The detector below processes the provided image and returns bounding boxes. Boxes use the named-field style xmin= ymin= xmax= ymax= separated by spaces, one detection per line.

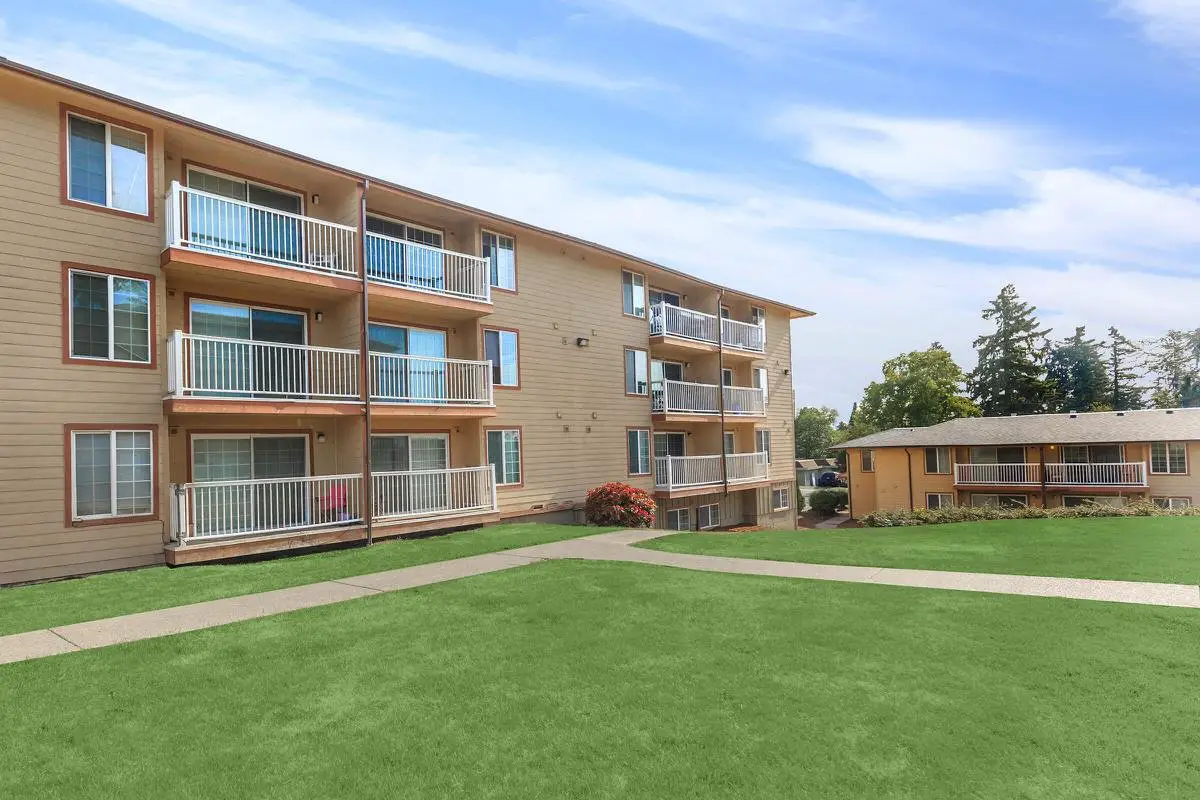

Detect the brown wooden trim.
xmin=372 ymin=405 xmax=496 ymax=419
xmin=184 ymin=428 xmax=315 ymax=483
xmin=161 ymin=248 xmax=362 ymax=292
xmin=480 ymin=325 xmax=521 ymax=390
xmin=621 ymin=268 xmax=647 ymax=320
xmin=182 ymin=159 xmax=307 ymax=214
xmin=61 ymin=262 xmax=159 ymax=370
xmin=481 ymin=227 xmax=518 ymax=294
xmin=623 ymin=346 xmax=649 ymax=398
xmin=483 ymin=425 xmax=524 ymax=489
xmin=59 ymin=103 xmax=156 ymax=223
xmin=625 ymin=426 xmax=652 ymax=477
xmin=163 ymin=399 xmax=361 ymax=415
xmin=63 ymin=423 xmax=161 ymax=528
xmin=368 ymin=428 xmax=454 ymax=469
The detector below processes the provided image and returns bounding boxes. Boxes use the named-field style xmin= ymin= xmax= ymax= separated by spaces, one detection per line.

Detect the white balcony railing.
xmin=373 ymin=466 xmax=497 ymax=522
xmin=650 ymin=302 xmax=718 ymax=344
xmin=651 ymin=380 xmax=765 ymax=416
xmin=365 ymin=232 xmax=491 ymax=303
xmin=166 ymin=331 xmax=359 ymax=401
xmin=722 ymin=317 xmax=766 ymax=353
xmin=165 ymin=181 xmax=357 ymax=277
xmin=954 ymin=462 xmax=1148 ymax=487
xmin=654 ymin=451 xmax=770 ymax=491
xmin=171 ymin=466 xmax=498 ymax=544
xmin=369 ymin=352 xmax=494 ymax=406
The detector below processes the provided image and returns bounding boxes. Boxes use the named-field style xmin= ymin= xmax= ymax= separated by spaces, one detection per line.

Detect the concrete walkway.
xmin=3 ymin=529 xmax=1199 ymax=666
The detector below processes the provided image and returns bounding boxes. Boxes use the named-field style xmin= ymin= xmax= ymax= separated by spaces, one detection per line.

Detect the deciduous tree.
xmin=858 ymin=344 xmax=981 ymax=430
xmin=793 ymin=406 xmax=839 ymax=459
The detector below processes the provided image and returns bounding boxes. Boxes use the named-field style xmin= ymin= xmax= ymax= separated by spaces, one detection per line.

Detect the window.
xmin=969 ymin=446 xmax=1027 ymax=465
xmin=371 ymin=434 xmax=448 ymax=472
xmin=720 ymin=306 xmax=731 ymax=320
xmin=724 ymin=431 xmax=736 ymax=455
xmin=753 ymin=367 xmax=769 ymax=404
xmin=486 ymin=429 xmax=522 ymax=486
xmin=654 ymin=432 xmax=685 ymax=458
xmin=65 ymin=111 xmax=150 ymax=216
xmin=667 ymin=508 xmax=691 ymax=531
xmin=756 ymin=429 xmax=772 ymax=462
xmin=927 ymin=493 xmax=954 ymax=510
xmin=70 ymin=428 xmax=154 ymax=521
xmin=625 ymin=348 xmax=649 ymax=395
xmin=1064 ymin=495 xmax=1125 ymax=508
xmin=622 ymin=270 xmax=646 ymax=317
xmin=721 ymin=368 xmax=734 ymax=387
xmin=698 ymin=504 xmax=720 ymax=530
xmin=67 ymin=267 xmax=152 ymax=365
xmin=627 ymin=429 xmax=651 ymax=475
xmin=648 ymin=289 xmax=681 ymax=308
xmin=751 ymin=306 xmax=766 ymax=326
xmin=1062 ymin=444 xmax=1124 ymax=463
xmin=366 ymin=215 xmax=443 ymax=248
xmin=924 ymin=447 xmax=951 ymax=474
xmin=482 ymin=230 xmax=516 ymax=291
xmin=860 ymin=449 xmax=875 ymax=472
xmin=1154 ymin=497 xmax=1191 ymax=510
xmin=970 ymin=494 xmax=1027 ymax=509
xmin=771 ymin=486 xmax=791 ymax=511
xmin=483 ymin=328 xmax=519 ymax=387
xmin=1150 ymin=442 xmax=1188 ymax=474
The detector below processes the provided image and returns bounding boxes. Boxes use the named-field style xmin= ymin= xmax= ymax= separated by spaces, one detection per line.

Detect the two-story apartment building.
xmin=0 ymin=60 xmax=810 ymax=584
xmin=837 ymin=408 xmax=1200 ymax=518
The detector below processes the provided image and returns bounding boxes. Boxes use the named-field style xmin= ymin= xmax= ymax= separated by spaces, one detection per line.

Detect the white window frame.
xmin=71 ymin=429 xmax=154 ymax=521
xmin=1150 ymin=442 xmax=1188 ymax=475
xmin=724 ymin=431 xmax=736 ymax=455
xmin=756 ymin=429 xmax=772 ymax=463
xmin=483 ymin=328 xmax=519 ymax=387
xmin=924 ymin=447 xmax=951 ymax=475
xmin=753 ymin=367 xmax=769 ymax=404
xmin=970 ymin=493 xmax=1028 ymax=509
xmin=627 ymin=428 xmax=651 ymax=476
xmin=771 ymin=486 xmax=790 ymax=511
xmin=1153 ymin=497 xmax=1191 ymax=510
xmin=186 ymin=166 xmax=305 ymax=212
xmin=622 ymin=270 xmax=646 ymax=318
xmin=482 ymin=229 xmax=516 ymax=291
xmin=926 ymin=492 xmax=954 ymax=510
xmin=667 ymin=508 xmax=691 ymax=531
xmin=370 ymin=432 xmax=450 ymax=472
xmin=68 ymin=268 xmax=152 ymax=363
xmin=750 ymin=306 xmax=766 ymax=326
xmin=697 ymin=503 xmax=720 ymax=530
xmin=365 ymin=212 xmax=444 ymax=248
xmin=66 ymin=112 xmax=150 ymax=216
xmin=191 ymin=298 xmax=309 ymax=344
xmin=654 ymin=431 xmax=686 ymax=458
xmin=486 ymin=429 xmax=522 ymax=486
xmin=625 ymin=348 xmax=649 ymax=396
xmin=721 ymin=368 xmax=734 ymax=387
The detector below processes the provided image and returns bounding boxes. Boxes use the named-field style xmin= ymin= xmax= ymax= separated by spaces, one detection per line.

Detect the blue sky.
xmin=3 ymin=0 xmax=1200 ymax=415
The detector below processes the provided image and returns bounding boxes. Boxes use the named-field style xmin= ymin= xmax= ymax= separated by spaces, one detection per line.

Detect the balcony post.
xmin=716 ymin=290 xmax=729 ymax=495
xmin=168 ymin=330 xmax=184 ymax=398
xmin=1038 ymin=446 xmax=1047 ymax=508
xmin=357 ymin=179 xmax=374 ymax=545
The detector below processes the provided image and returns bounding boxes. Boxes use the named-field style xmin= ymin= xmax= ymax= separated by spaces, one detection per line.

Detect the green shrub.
xmin=861 ymin=501 xmax=1200 ymax=527
xmin=795 ymin=492 xmax=806 ymax=513
xmin=809 ymin=488 xmax=848 ymax=515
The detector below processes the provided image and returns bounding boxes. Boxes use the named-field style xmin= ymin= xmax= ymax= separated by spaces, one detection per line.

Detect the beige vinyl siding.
xmin=0 ymin=81 xmax=168 ymax=584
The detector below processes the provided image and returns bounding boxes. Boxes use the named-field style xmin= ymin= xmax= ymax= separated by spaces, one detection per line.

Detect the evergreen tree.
xmin=1046 ymin=327 xmax=1111 ymax=412
xmin=967 ymin=285 xmax=1055 ymax=416
xmin=1145 ymin=329 xmax=1200 ymax=408
xmin=1105 ymin=327 xmax=1146 ymax=411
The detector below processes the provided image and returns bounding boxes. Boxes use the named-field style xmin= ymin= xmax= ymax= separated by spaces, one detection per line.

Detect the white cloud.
xmin=567 ymin=0 xmax=867 ymax=52
xmin=106 ymin=0 xmax=656 ymax=92
xmin=770 ymin=106 xmax=1054 ymax=196
xmin=1111 ymin=0 xmax=1200 ymax=50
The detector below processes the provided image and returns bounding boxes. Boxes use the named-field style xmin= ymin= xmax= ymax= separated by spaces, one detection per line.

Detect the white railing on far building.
xmin=368 ymin=352 xmax=494 ymax=406
xmin=365 ymin=232 xmax=492 ymax=303
xmin=654 ymin=452 xmax=770 ymax=491
xmin=651 ymin=380 xmax=765 ymax=416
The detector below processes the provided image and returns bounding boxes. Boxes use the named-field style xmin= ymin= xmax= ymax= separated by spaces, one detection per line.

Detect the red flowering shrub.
xmin=585 ymin=482 xmax=657 ymax=528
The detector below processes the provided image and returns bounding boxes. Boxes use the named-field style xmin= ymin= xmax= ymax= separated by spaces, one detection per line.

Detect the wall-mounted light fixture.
xmin=314 ymin=311 xmax=323 ymax=322
xmin=311 ymin=193 xmax=321 ymax=205
xmin=317 ymin=432 xmax=326 ymax=443
xmin=782 ymin=368 xmax=790 ymax=376
xmin=576 ymin=337 xmax=590 ymax=347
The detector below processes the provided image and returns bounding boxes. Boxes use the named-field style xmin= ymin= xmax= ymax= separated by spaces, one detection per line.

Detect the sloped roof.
xmin=835 ymin=408 xmax=1200 ymax=449
xmin=795 ymin=458 xmax=839 ymax=470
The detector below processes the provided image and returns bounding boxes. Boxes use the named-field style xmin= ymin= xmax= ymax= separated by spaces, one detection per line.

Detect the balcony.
xmin=165 ymin=332 xmax=495 ymax=415
xmin=654 ymin=451 xmax=770 ymax=496
xmin=365 ymin=232 xmax=492 ymax=315
xmin=648 ymin=302 xmax=765 ymax=358
xmin=651 ymin=380 xmax=765 ymax=420
xmin=169 ymin=466 xmax=497 ymax=548
xmin=163 ymin=182 xmax=359 ymax=289
xmin=954 ymin=462 xmax=1148 ymax=487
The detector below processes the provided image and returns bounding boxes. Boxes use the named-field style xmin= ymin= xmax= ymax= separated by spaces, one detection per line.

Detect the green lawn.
xmin=0 ymin=523 xmax=610 ymax=637
xmin=2 ymin=560 xmax=1198 ymax=798
xmin=641 ymin=516 xmax=1200 ymax=584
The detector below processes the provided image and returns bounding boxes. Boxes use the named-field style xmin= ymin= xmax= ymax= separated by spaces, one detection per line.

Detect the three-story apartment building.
xmin=0 ymin=60 xmax=810 ymax=584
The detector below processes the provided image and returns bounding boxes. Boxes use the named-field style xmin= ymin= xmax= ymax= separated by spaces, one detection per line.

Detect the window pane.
xmin=71 ymin=272 xmax=110 ymax=358
xmin=484 ymin=330 xmax=501 ymax=384
xmin=1169 ymin=443 xmax=1187 ymax=473
xmin=68 ymin=116 xmax=107 ymax=205
xmin=372 ymin=435 xmax=410 ymax=472
xmin=114 ymin=431 xmax=153 ymax=515
xmin=499 ymin=331 xmax=518 ymax=386
xmin=1151 ymin=442 xmax=1168 ymax=473
xmin=111 ymin=278 xmax=150 ymax=362
xmin=622 ymin=271 xmax=645 ymax=316
xmin=625 ymin=350 xmax=647 ymax=395
xmin=627 ymin=430 xmax=649 ymax=474
xmin=109 ymin=126 xmax=148 ymax=215
xmin=484 ymin=232 xmax=516 ymax=290
xmin=74 ymin=432 xmax=112 ymax=517
xmin=488 ymin=430 xmax=521 ymax=485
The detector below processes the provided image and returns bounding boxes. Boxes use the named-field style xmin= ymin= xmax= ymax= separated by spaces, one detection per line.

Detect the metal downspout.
xmin=905 ymin=448 xmax=915 ymax=510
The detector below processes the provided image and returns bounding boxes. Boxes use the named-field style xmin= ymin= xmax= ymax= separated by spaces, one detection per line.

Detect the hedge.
xmin=809 ymin=488 xmax=848 ymax=515
xmin=861 ymin=501 xmax=1200 ymax=527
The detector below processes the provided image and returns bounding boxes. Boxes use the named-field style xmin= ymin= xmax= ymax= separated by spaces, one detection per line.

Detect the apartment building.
xmin=837 ymin=408 xmax=1200 ymax=518
xmin=0 ymin=60 xmax=810 ymax=584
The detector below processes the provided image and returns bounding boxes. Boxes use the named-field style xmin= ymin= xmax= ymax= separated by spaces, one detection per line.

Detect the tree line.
xmin=796 ymin=284 xmax=1200 ymax=459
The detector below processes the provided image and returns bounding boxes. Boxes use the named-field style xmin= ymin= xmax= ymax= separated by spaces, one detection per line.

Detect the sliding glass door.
xmin=372 ymin=433 xmax=450 ymax=517
xmin=368 ymin=323 xmax=447 ymax=403
xmin=189 ymin=300 xmax=308 ymax=398
xmin=187 ymin=168 xmax=303 ymax=264
xmin=191 ymin=434 xmax=309 ymax=536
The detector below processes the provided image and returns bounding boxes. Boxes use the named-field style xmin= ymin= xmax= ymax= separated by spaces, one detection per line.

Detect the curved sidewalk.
xmin=3 ymin=529 xmax=1198 ymax=666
